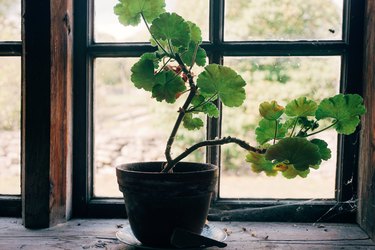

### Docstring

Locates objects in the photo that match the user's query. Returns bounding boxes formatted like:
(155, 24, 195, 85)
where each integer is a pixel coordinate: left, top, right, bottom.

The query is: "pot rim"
(116, 161, 218, 175)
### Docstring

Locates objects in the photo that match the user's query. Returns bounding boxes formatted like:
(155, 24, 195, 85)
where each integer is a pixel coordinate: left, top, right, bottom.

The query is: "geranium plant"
(113, 0, 366, 177)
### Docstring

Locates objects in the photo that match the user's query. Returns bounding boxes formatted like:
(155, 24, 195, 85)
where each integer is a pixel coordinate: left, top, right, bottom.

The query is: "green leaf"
(315, 94, 366, 135)
(131, 53, 160, 91)
(187, 21, 202, 43)
(150, 12, 190, 51)
(202, 102, 219, 118)
(114, 0, 166, 26)
(183, 113, 204, 130)
(282, 166, 310, 179)
(197, 64, 246, 107)
(310, 139, 331, 161)
(190, 95, 219, 118)
(259, 101, 284, 120)
(181, 41, 207, 67)
(285, 97, 318, 117)
(246, 151, 277, 176)
(265, 137, 321, 171)
(152, 70, 186, 103)
(298, 117, 319, 131)
(255, 119, 287, 145)
(191, 95, 205, 107)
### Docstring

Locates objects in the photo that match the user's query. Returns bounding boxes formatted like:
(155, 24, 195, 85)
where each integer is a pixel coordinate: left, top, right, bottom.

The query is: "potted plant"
(113, 0, 366, 247)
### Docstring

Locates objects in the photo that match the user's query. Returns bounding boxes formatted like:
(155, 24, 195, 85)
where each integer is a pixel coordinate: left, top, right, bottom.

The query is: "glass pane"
(94, 0, 209, 43)
(93, 58, 205, 197)
(221, 56, 341, 199)
(0, 57, 21, 195)
(0, 0, 21, 41)
(225, 0, 343, 41)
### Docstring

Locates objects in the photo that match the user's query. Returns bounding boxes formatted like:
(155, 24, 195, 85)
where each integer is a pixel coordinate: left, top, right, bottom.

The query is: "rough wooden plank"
(0, 218, 374, 249)
(22, 0, 73, 228)
(358, 0, 375, 241)
(49, 0, 73, 226)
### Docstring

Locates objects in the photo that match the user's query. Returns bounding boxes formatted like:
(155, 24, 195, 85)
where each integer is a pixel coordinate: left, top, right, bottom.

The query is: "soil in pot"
(116, 161, 218, 247)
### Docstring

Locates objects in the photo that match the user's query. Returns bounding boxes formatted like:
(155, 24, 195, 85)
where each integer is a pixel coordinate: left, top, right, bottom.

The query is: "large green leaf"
(183, 113, 204, 130)
(255, 118, 287, 145)
(131, 53, 160, 91)
(181, 41, 207, 67)
(265, 137, 321, 171)
(150, 12, 190, 51)
(114, 0, 166, 26)
(246, 151, 277, 176)
(196, 64, 246, 107)
(315, 94, 366, 135)
(259, 101, 284, 120)
(285, 97, 318, 117)
(310, 138, 331, 161)
(152, 70, 186, 103)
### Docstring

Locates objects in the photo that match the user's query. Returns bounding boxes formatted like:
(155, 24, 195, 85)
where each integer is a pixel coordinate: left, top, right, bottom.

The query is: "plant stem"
(273, 120, 278, 145)
(304, 121, 338, 137)
(156, 57, 172, 75)
(189, 43, 199, 71)
(140, 12, 169, 56)
(164, 54, 197, 166)
(162, 136, 264, 173)
(167, 39, 175, 55)
(187, 93, 218, 113)
(163, 53, 261, 173)
(290, 117, 299, 137)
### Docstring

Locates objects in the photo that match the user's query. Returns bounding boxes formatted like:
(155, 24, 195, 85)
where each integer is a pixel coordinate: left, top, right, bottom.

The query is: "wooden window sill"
(0, 218, 374, 249)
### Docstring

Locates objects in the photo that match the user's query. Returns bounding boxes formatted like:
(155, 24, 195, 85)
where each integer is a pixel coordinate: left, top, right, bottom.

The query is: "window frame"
(72, 0, 365, 222)
(0, 41, 22, 216)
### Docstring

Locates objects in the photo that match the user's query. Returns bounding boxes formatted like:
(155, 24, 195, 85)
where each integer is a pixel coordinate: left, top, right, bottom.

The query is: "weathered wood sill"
(0, 218, 374, 249)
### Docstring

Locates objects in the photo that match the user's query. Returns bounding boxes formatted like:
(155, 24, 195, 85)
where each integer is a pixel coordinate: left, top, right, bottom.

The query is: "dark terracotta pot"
(116, 161, 218, 247)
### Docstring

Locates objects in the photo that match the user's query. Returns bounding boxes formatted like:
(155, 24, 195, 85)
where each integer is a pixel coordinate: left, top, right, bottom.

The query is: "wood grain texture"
(49, 0, 73, 226)
(358, 0, 375, 241)
(22, 0, 73, 228)
(0, 218, 374, 249)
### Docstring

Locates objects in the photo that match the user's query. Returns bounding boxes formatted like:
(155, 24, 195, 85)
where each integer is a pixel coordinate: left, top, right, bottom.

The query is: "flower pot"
(116, 161, 218, 247)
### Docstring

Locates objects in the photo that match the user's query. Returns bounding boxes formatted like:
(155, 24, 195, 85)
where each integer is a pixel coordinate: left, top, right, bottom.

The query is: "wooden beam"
(22, 0, 73, 228)
(49, 0, 73, 226)
(357, 0, 375, 241)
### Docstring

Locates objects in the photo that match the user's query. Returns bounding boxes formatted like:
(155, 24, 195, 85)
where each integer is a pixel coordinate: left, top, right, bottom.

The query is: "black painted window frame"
(73, 0, 365, 221)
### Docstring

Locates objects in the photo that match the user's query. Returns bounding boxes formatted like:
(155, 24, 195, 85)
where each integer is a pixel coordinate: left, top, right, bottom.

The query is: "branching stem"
(164, 54, 197, 165)
(157, 57, 172, 75)
(161, 47, 260, 173)
(290, 117, 299, 137)
(187, 93, 218, 113)
(304, 121, 338, 137)
(162, 136, 264, 173)
(140, 12, 169, 55)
